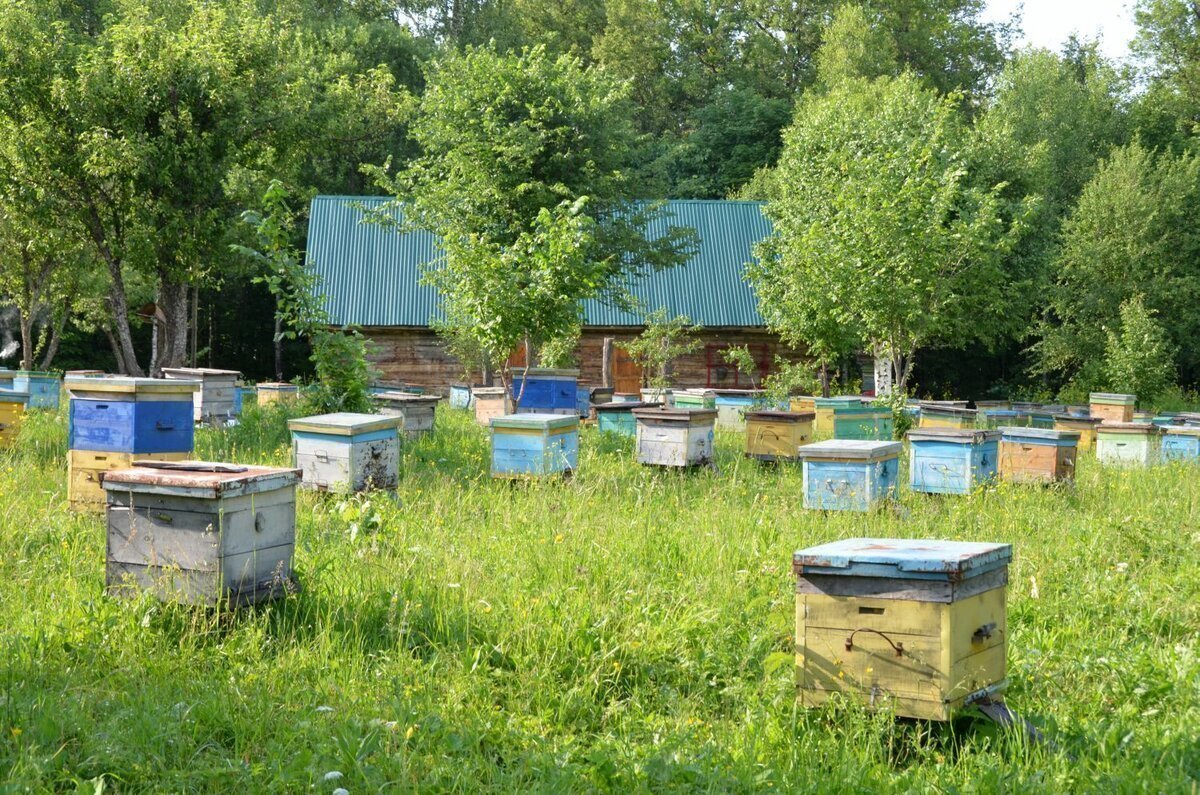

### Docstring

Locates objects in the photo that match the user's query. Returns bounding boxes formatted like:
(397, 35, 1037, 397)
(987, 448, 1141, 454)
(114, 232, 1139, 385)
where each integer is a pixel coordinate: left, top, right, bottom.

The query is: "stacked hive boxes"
(288, 413, 402, 492)
(512, 368, 579, 415)
(66, 377, 198, 510)
(373, 391, 441, 440)
(162, 367, 241, 424)
(744, 410, 814, 462)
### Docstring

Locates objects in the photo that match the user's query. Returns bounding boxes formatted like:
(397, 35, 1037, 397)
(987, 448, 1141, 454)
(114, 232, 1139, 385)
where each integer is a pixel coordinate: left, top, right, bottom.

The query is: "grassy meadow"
(0, 403, 1198, 792)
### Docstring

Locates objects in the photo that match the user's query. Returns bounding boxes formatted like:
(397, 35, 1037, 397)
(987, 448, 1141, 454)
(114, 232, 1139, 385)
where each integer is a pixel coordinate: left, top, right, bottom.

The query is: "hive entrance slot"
(858, 606, 885, 615)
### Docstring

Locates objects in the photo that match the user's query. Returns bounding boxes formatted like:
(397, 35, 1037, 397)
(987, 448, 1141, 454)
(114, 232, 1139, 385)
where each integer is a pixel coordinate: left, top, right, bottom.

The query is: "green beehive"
(832, 405, 894, 441)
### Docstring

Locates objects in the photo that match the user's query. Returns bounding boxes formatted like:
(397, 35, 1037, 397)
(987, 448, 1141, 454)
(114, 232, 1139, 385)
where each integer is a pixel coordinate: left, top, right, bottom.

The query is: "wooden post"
(601, 337, 614, 388)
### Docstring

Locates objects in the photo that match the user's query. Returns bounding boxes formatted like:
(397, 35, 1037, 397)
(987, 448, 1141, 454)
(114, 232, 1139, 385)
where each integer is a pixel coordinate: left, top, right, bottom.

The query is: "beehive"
(813, 396, 861, 436)
(103, 462, 300, 606)
(1029, 410, 1056, 430)
(1052, 415, 1104, 452)
(918, 405, 978, 430)
(256, 382, 299, 406)
(641, 387, 671, 405)
(1089, 392, 1136, 424)
(66, 376, 198, 454)
(69, 450, 190, 510)
(0, 370, 15, 390)
(448, 383, 479, 410)
(790, 395, 817, 414)
(513, 368, 578, 415)
(1095, 422, 1161, 467)
(796, 440, 901, 511)
(1178, 411, 1200, 427)
(0, 391, 30, 448)
(594, 401, 654, 437)
(1161, 426, 1200, 461)
(12, 371, 62, 409)
(612, 392, 641, 404)
(1152, 413, 1182, 428)
(907, 428, 999, 495)
(713, 389, 769, 431)
(373, 391, 440, 440)
(162, 367, 241, 423)
(589, 386, 614, 405)
(919, 400, 970, 409)
(473, 387, 512, 425)
(793, 538, 1011, 721)
(288, 413, 402, 492)
(973, 400, 1010, 412)
(490, 413, 579, 478)
(632, 407, 717, 467)
(234, 381, 252, 414)
(999, 427, 1079, 483)
(982, 409, 1032, 430)
(833, 405, 894, 440)
(671, 388, 717, 410)
(575, 382, 594, 418)
(745, 410, 814, 462)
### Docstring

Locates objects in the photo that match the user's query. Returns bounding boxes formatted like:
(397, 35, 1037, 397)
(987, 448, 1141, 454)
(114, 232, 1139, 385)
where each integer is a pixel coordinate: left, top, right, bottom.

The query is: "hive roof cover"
(65, 376, 198, 394)
(490, 413, 580, 429)
(998, 426, 1080, 441)
(795, 439, 902, 459)
(288, 412, 403, 435)
(793, 537, 1012, 579)
(162, 367, 242, 377)
(1090, 392, 1136, 403)
(906, 428, 998, 443)
(102, 461, 301, 497)
(373, 390, 441, 403)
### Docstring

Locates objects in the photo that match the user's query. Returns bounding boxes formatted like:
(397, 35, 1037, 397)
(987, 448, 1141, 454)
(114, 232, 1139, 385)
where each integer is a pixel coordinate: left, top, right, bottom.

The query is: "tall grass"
(0, 406, 1197, 791)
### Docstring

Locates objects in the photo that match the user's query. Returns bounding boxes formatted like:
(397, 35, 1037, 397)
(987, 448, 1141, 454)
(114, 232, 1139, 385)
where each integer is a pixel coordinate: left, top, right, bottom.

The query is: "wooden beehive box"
(234, 382, 252, 414)
(373, 390, 441, 440)
(833, 405, 894, 440)
(0, 390, 30, 448)
(162, 367, 241, 423)
(69, 450, 189, 510)
(1089, 392, 1136, 424)
(999, 427, 1079, 483)
(0, 370, 15, 391)
(66, 376, 197, 455)
(1029, 410, 1056, 430)
(1095, 422, 1161, 467)
(594, 401, 654, 437)
(103, 461, 300, 606)
(589, 386, 615, 405)
(793, 537, 1011, 721)
(813, 396, 861, 437)
(640, 387, 671, 405)
(1152, 413, 1182, 428)
(448, 382, 479, 410)
(982, 409, 1032, 430)
(575, 382, 593, 418)
(473, 387, 512, 425)
(712, 389, 768, 431)
(796, 440, 901, 511)
(612, 392, 641, 404)
(907, 428, 999, 495)
(513, 368, 579, 415)
(918, 405, 978, 430)
(790, 395, 817, 414)
(256, 382, 299, 406)
(973, 399, 1010, 412)
(490, 413, 579, 478)
(288, 413, 401, 492)
(745, 410, 814, 462)
(671, 388, 717, 410)
(1161, 426, 1200, 461)
(632, 407, 717, 467)
(13, 371, 62, 409)
(1052, 415, 1104, 452)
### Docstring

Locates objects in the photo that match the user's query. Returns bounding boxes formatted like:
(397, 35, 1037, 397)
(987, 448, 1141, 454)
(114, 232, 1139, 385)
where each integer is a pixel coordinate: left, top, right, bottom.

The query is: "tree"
(368, 45, 695, 407)
(1134, 0, 1200, 136)
(621, 309, 703, 389)
(814, 3, 899, 88)
(750, 73, 1030, 395)
(1103, 295, 1177, 401)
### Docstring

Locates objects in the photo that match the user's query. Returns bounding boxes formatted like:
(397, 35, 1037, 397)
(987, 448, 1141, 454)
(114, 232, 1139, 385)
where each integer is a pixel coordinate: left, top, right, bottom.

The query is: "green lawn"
(1, 405, 1197, 792)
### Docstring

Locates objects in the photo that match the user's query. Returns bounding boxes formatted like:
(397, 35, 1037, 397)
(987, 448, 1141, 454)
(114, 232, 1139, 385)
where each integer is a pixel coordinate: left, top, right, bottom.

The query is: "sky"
(983, 0, 1139, 62)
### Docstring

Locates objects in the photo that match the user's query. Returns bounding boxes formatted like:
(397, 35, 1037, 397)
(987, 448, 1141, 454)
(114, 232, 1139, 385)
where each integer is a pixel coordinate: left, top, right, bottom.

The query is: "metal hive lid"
(1096, 422, 1161, 434)
(490, 413, 580, 430)
(102, 461, 301, 497)
(999, 426, 1080, 441)
(373, 391, 441, 404)
(795, 440, 902, 459)
(1089, 392, 1136, 404)
(745, 410, 815, 422)
(906, 428, 998, 443)
(162, 367, 242, 377)
(65, 376, 198, 395)
(630, 407, 718, 422)
(287, 412, 403, 435)
(793, 537, 1012, 581)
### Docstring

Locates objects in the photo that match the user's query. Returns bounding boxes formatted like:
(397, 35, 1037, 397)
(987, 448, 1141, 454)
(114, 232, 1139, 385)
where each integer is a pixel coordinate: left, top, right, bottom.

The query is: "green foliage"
(621, 308, 703, 389)
(536, 326, 582, 369)
(1134, 0, 1200, 137)
(1103, 295, 1178, 401)
(759, 358, 821, 406)
(815, 4, 899, 88)
(720, 345, 761, 390)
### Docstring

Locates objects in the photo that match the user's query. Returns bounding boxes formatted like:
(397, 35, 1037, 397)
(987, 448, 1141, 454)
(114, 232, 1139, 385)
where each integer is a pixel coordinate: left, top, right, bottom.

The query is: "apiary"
(907, 428, 999, 495)
(1089, 392, 1136, 424)
(745, 410, 814, 462)
(1161, 426, 1200, 461)
(103, 461, 300, 606)
(594, 401, 653, 437)
(66, 376, 197, 454)
(796, 440, 901, 512)
(999, 427, 1079, 483)
(288, 413, 402, 492)
(512, 368, 578, 415)
(13, 371, 62, 410)
(982, 409, 1031, 430)
(162, 367, 241, 423)
(632, 407, 717, 467)
(671, 388, 717, 410)
(0, 390, 30, 448)
(256, 382, 299, 406)
(373, 391, 441, 440)
(713, 389, 768, 431)
(1052, 415, 1104, 452)
(918, 405, 977, 430)
(473, 387, 512, 425)
(1095, 422, 1161, 467)
(790, 395, 817, 414)
(490, 413, 579, 478)
(833, 405, 894, 440)
(448, 382, 478, 410)
(814, 396, 861, 436)
(793, 537, 1011, 721)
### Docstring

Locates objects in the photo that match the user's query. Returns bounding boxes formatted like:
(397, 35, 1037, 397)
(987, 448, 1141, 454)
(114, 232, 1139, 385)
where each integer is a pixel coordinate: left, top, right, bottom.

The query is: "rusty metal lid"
(793, 538, 1012, 581)
(1096, 422, 1162, 434)
(630, 407, 718, 422)
(102, 461, 301, 497)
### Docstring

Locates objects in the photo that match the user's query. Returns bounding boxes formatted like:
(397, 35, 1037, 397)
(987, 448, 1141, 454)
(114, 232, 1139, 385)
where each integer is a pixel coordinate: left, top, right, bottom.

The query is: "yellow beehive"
(1053, 415, 1103, 452)
(0, 393, 29, 448)
(789, 396, 817, 414)
(257, 382, 299, 406)
(794, 538, 1011, 721)
(745, 410, 815, 462)
(918, 406, 978, 429)
(68, 450, 189, 510)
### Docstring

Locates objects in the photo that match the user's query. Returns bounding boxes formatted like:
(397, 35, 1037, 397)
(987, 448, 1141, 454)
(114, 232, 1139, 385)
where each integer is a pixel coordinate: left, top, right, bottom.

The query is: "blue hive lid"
(795, 439, 902, 460)
(793, 537, 1012, 581)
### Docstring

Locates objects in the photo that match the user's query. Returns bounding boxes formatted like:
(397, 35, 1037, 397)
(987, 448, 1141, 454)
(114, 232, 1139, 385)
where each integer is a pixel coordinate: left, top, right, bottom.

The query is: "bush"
(1103, 295, 1177, 402)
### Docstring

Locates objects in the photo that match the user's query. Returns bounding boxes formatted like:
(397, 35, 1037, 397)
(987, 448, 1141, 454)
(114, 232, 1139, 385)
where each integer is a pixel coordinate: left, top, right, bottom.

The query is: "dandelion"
(406, 725, 417, 740)
(1116, 562, 1129, 573)
(554, 533, 564, 543)
(333, 789, 349, 795)
(323, 771, 343, 782)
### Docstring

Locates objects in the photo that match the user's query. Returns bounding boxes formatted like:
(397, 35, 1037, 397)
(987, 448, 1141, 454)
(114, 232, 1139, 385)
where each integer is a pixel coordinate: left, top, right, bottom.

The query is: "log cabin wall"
(362, 326, 806, 395)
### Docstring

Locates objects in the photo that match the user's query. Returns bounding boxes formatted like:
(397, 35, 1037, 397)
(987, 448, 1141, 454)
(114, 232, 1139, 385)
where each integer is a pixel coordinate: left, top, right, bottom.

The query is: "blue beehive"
(490, 413, 579, 478)
(512, 368, 579, 415)
(14, 371, 61, 409)
(593, 401, 653, 437)
(907, 428, 999, 495)
(1161, 427, 1200, 461)
(795, 440, 902, 512)
(448, 383, 478, 410)
(575, 383, 593, 418)
(66, 377, 198, 454)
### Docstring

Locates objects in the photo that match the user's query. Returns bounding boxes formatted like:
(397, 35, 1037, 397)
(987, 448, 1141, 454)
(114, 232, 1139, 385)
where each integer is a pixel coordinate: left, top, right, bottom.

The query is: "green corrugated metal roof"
(305, 196, 771, 328)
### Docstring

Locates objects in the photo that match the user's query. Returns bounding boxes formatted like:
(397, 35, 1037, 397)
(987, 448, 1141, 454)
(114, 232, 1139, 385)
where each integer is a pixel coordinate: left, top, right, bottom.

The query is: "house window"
(705, 343, 771, 388)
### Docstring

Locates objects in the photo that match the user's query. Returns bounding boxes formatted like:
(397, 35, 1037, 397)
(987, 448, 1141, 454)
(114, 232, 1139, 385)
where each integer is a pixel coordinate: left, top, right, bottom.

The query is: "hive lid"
(919, 404, 977, 417)
(906, 428, 998, 443)
(490, 413, 579, 430)
(999, 426, 1080, 441)
(257, 381, 299, 390)
(813, 395, 862, 406)
(519, 368, 580, 378)
(65, 376, 198, 395)
(0, 390, 31, 402)
(630, 407, 718, 422)
(450, 381, 482, 388)
(1052, 414, 1103, 425)
(1090, 392, 1136, 405)
(1096, 422, 1161, 434)
(373, 390, 441, 404)
(288, 412, 403, 435)
(795, 439, 902, 460)
(917, 400, 970, 409)
(676, 388, 717, 397)
(593, 400, 656, 412)
(472, 387, 508, 396)
(973, 399, 1011, 408)
(793, 538, 1012, 581)
(833, 404, 890, 415)
(102, 461, 301, 497)
(712, 388, 765, 397)
(745, 409, 815, 422)
(161, 367, 242, 378)
(1165, 425, 1200, 437)
(13, 370, 60, 378)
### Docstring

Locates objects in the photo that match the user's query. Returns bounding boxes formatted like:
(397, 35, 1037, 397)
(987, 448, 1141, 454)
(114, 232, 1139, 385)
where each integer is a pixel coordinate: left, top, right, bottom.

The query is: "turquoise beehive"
(795, 440, 902, 512)
(907, 428, 999, 495)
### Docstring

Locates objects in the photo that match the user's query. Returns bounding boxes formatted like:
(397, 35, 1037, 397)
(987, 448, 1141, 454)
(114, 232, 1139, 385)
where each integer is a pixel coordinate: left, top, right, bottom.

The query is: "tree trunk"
(104, 326, 127, 374)
(819, 362, 830, 398)
(190, 286, 199, 368)
(274, 312, 283, 381)
(39, 310, 66, 371)
(154, 275, 191, 373)
(83, 203, 144, 376)
(18, 309, 33, 372)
